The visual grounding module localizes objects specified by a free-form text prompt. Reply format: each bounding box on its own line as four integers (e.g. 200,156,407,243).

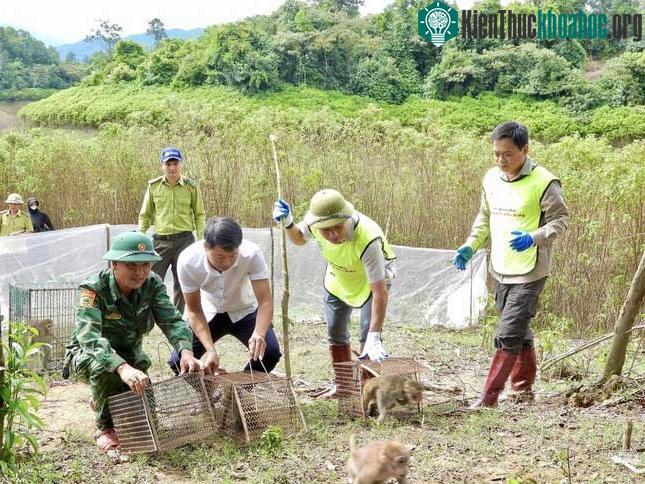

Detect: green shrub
0,321,48,475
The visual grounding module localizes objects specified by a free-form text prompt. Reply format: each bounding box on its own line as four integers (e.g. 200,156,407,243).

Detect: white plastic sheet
0,224,488,329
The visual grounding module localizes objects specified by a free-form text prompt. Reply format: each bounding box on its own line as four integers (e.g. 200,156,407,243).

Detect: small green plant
537,316,573,363
0,321,48,475
258,425,284,456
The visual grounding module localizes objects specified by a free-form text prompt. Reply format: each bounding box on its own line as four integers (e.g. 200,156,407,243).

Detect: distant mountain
55,28,204,61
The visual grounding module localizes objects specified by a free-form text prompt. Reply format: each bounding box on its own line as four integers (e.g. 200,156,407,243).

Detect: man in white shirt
168,217,281,373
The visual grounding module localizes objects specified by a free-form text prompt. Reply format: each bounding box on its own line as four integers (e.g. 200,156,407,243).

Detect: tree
603,252,645,380
64,51,77,63
147,18,168,48
317,0,364,16
85,19,123,53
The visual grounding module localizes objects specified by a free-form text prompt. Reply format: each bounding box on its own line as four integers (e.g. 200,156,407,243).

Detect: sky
0,0,474,46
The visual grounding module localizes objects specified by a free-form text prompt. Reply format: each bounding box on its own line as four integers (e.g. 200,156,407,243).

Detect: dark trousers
169,309,282,373
152,232,195,314
493,277,547,354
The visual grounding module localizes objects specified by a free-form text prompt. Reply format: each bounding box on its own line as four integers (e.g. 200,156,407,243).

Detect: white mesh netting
0,224,488,329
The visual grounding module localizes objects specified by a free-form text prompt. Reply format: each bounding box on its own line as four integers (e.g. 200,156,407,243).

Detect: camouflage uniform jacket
65,269,193,373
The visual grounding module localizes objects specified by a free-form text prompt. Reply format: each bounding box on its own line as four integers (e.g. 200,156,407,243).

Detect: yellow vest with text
311,213,396,308
484,165,557,276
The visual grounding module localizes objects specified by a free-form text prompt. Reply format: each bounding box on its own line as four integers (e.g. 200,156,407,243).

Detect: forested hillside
66,0,643,110
0,27,84,100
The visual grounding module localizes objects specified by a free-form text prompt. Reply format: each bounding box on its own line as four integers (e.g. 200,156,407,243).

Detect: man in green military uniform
138,147,206,314
64,231,214,452
273,189,396,397
0,193,33,236
453,120,568,408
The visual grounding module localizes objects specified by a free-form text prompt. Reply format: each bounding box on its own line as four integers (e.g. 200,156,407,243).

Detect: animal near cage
8,282,78,371
334,357,429,419
108,371,307,453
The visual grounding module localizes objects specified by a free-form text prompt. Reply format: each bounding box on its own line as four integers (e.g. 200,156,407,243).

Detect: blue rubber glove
509,230,534,252
452,245,474,271
272,199,293,227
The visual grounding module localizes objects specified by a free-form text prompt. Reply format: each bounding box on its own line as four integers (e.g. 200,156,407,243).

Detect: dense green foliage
0,27,84,94
19,84,645,143
71,0,643,111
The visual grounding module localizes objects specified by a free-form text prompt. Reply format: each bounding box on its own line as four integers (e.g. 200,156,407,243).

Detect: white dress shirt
177,239,269,322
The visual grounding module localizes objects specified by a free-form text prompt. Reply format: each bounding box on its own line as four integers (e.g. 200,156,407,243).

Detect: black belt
153,231,193,241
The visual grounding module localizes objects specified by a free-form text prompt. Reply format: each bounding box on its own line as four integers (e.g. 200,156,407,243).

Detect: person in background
138,146,206,314
0,193,33,236
26,197,55,232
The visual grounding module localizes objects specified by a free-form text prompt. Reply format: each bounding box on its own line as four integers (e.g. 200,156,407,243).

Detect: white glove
272,199,293,227
359,332,389,362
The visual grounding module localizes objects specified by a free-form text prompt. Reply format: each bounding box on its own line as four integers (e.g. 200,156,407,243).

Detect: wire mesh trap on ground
8,282,77,372
210,370,307,444
109,371,307,453
108,373,219,454
334,357,429,419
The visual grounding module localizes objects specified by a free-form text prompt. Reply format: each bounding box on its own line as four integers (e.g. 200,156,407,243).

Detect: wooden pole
269,134,292,379
603,251,645,381
623,420,633,451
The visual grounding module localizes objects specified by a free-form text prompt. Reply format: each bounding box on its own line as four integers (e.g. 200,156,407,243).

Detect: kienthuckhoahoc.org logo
460,10,642,40
418,1,459,47
417,4,642,45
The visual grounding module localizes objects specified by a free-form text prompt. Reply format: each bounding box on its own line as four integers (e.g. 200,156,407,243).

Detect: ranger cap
304,189,354,229
5,193,24,204
103,232,162,263
160,146,183,163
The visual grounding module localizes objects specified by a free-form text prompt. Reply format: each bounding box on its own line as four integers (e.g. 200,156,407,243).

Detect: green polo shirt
0,210,33,236
138,174,206,239
65,269,193,373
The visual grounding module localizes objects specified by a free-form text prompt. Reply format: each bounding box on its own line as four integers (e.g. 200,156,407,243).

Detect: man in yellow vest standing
273,189,396,397
0,193,33,236
138,147,206,314
453,120,568,408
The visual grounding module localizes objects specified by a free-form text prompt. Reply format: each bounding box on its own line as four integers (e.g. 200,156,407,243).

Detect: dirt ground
13,322,645,483
0,102,27,131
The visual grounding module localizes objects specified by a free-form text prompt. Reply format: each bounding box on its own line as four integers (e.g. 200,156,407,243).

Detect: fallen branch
541,324,645,371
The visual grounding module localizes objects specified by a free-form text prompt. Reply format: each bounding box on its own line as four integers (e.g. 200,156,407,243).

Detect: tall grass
3,86,644,335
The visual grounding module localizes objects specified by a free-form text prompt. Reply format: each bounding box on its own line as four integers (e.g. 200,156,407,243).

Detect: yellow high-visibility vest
484,165,557,276
311,213,396,307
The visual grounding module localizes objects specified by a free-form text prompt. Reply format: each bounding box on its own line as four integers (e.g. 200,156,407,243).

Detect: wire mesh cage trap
209,370,307,444
8,282,78,371
108,373,220,454
109,370,307,453
334,357,429,419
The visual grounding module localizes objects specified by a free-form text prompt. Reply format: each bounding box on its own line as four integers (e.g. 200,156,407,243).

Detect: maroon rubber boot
468,349,517,409
509,346,537,402
318,343,352,399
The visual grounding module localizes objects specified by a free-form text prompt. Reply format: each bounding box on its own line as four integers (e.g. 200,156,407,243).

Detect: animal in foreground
348,434,409,484
362,374,424,422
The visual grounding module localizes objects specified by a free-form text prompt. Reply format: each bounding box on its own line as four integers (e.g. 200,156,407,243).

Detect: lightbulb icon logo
418,1,459,47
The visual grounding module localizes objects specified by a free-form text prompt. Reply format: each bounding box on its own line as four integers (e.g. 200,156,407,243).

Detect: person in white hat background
273,189,396,397
0,193,33,237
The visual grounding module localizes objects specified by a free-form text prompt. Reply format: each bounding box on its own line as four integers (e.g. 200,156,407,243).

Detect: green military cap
103,231,162,263
304,189,354,229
